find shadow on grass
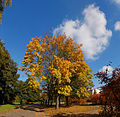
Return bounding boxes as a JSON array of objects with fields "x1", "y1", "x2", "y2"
[
  {"x1": 17, "y1": 104, "x2": 52, "y2": 112},
  {"x1": 13, "y1": 103, "x2": 101, "y2": 117},
  {"x1": 68, "y1": 102, "x2": 101, "y2": 107},
  {"x1": 52, "y1": 113, "x2": 100, "y2": 117}
]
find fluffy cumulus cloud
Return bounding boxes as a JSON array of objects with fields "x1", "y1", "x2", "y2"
[
  {"x1": 99, "y1": 65, "x2": 113, "y2": 75},
  {"x1": 114, "y1": 21, "x2": 120, "y2": 31},
  {"x1": 113, "y1": 0, "x2": 120, "y2": 5},
  {"x1": 53, "y1": 4, "x2": 112, "y2": 60}
]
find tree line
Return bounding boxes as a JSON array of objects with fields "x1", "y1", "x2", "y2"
[
  {"x1": 0, "y1": 34, "x2": 94, "y2": 109},
  {"x1": 1, "y1": 1, "x2": 119, "y2": 116},
  {"x1": 0, "y1": 40, "x2": 41, "y2": 105},
  {"x1": 0, "y1": 0, "x2": 93, "y2": 108}
]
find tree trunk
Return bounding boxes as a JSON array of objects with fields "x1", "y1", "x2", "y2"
[
  {"x1": 20, "y1": 98, "x2": 23, "y2": 105},
  {"x1": 56, "y1": 93, "x2": 59, "y2": 109},
  {"x1": 59, "y1": 95, "x2": 61, "y2": 107},
  {"x1": 50, "y1": 99, "x2": 53, "y2": 106},
  {"x1": 66, "y1": 96, "x2": 69, "y2": 107},
  {"x1": 0, "y1": 91, "x2": 3, "y2": 104},
  {"x1": 48, "y1": 98, "x2": 49, "y2": 106},
  {"x1": 45, "y1": 100, "x2": 47, "y2": 105}
]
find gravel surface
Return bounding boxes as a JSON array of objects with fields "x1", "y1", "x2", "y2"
[
  {"x1": 0, "y1": 109, "x2": 35, "y2": 117},
  {"x1": 0, "y1": 104, "x2": 100, "y2": 117}
]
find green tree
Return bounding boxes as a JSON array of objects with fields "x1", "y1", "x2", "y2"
[
  {"x1": 16, "y1": 80, "x2": 41, "y2": 105},
  {"x1": 0, "y1": 40, "x2": 19, "y2": 104},
  {"x1": 0, "y1": 0, "x2": 12, "y2": 23}
]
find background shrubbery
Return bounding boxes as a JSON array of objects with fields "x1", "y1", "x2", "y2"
[
  {"x1": 95, "y1": 68, "x2": 120, "y2": 117},
  {"x1": 68, "y1": 97, "x2": 87, "y2": 105}
]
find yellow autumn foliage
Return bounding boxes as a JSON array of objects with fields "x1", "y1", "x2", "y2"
[{"x1": 20, "y1": 34, "x2": 93, "y2": 98}]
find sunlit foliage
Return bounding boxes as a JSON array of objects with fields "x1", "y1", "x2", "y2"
[
  {"x1": 95, "y1": 67, "x2": 120, "y2": 116},
  {"x1": 20, "y1": 34, "x2": 93, "y2": 109}
]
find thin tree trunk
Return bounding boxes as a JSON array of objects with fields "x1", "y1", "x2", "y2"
[
  {"x1": 0, "y1": 91, "x2": 3, "y2": 104},
  {"x1": 56, "y1": 93, "x2": 59, "y2": 109},
  {"x1": 20, "y1": 98, "x2": 23, "y2": 105},
  {"x1": 66, "y1": 96, "x2": 69, "y2": 107},
  {"x1": 50, "y1": 99, "x2": 53, "y2": 106},
  {"x1": 59, "y1": 95, "x2": 61, "y2": 107},
  {"x1": 45, "y1": 100, "x2": 47, "y2": 105},
  {"x1": 48, "y1": 98, "x2": 49, "y2": 106}
]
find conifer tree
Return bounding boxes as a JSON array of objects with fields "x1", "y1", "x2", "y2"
[{"x1": 0, "y1": 40, "x2": 19, "y2": 104}]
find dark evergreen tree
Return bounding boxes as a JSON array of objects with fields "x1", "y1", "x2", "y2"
[
  {"x1": 0, "y1": 40, "x2": 19, "y2": 104},
  {"x1": 16, "y1": 80, "x2": 41, "y2": 105}
]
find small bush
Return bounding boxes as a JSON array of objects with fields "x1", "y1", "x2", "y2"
[
  {"x1": 95, "y1": 67, "x2": 120, "y2": 117},
  {"x1": 91, "y1": 94, "x2": 100, "y2": 105},
  {"x1": 68, "y1": 98, "x2": 87, "y2": 105}
]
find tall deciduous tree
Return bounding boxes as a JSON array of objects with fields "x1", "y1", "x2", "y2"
[
  {"x1": 20, "y1": 34, "x2": 93, "y2": 109},
  {"x1": 0, "y1": 40, "x2": 19, "y2": 104}
]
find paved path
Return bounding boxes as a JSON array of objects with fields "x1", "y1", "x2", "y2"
[
  {"x1": 0, "y1": 109, "x2": 46, "y2": 117},
  {"x1": 0, "y1": 104, "x2": 100, "y2": 117},
  {"x1": 0, "y1": 109, "x2": 100, "y2": 117},
  {"x1": 0, "y1": 104, "x2": 46, "y2": 117},
  {"x1": 0, "y1": 109, "x2": 35, "y2": 117}
]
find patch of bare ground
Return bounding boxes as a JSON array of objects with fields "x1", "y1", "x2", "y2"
[
  {"x1": 0, "y1": 104, "x2": 101, "y2": 117},
  {"x1": 43, "y1": 105, "x2": 101, "y2": 117}
]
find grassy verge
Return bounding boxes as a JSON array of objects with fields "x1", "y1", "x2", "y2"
[
  {"x1": 0, "y1": 104, "x2": 15, "y2": 113},
  {"x1": 0, "y1": 102, "x2": 34, "y2": 113},
  {"x1": 43, "y1": 105, "x2": 101, "y2": 116}
]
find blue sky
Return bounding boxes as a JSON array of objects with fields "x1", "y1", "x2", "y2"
[{"x1": 0, "y1": 0, "x2": 120, "y2": 88}]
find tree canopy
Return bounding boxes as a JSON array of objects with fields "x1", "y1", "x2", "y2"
[
  {"x1": 0, "y1": 40, "x2": 19, "y2": 104},
  {"x1": 20, "y1": 34, "x2": 93, "y2": 109},
  {"x1": 95, "y1": 67, "x2": 120, "y2": 116}
]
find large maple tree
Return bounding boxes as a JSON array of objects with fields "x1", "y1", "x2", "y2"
[{"x1": 20, "y1": 34, "x2": 93, "y2": 109}]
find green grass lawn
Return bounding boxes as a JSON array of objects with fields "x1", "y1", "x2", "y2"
[{"x1": 0, "y1": 104, "x2": 15, "y2": 112}]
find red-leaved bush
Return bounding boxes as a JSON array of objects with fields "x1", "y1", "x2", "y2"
[
  {"x1": 68, "y1": 97, "x2": 87, "y2": 105},
  {"x1": 91, "y1": 93, "x2": 106, "y2": 105},
  {"x1": 95, "y1": 67, "x2": 120, "y2": 117},
  {"x1": 91, "y1": 94, "x2": 101, "y2": 105}
]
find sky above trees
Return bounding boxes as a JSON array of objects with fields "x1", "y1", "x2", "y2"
[{"x1": 0, "y1": 0, "x2": 120, "y2": 88}]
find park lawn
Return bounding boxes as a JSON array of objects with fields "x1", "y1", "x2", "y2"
[
  {"x1": 0, "y1": 104, "x2": 15, "y2": 112},
  {"x1": 43, "y1": 105, "x2": 101, "y2": 116}
]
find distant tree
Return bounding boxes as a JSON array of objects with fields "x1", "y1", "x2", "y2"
[
  {"x1": 16, "y1": 80, "x2": 41, "y2": 105},
  {"x1": 25, "y1": 78, "x2": 41, "y2": 102},
  {"x1": 0, "y1": 0, "x2": 12, "y2": 23},
  {"x1": 16, "y1": 80, "x2": 27, "y2": 105},
  {"x1": 0, "y1": 40, "x2": 19, "y2": 104}
]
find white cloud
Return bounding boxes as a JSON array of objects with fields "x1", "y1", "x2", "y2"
[
  {"x1": 99, "y1": 66, "x2": 113, "y2": 75},
  {"x1": 114, "y1": 21, "x2": 120, "y2": 30},
  {"x1": 113, "y1": 0, "x2": 120, "y2": 5},
  {"x1": 53, "y1": 4, "x2": 112, "y2": 60}
]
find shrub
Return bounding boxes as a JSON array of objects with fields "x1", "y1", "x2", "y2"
[
  {"x1": 95, "y1": 67, "x2": 120, "y2": 117},
  {"x1": 91, "y1": 94, "x2": 101, "y2": 105},
  {"x1": 68, "y1": 97, "x2": 87, "y2": 105}
]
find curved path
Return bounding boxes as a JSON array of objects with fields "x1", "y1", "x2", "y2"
[
  {"x1": 0, "y1": 109, "x2": 35, "y2": 117},
  {"x1": 0, "y1": 104, "x2": 46, "y2": 117},
  {"x1": 0, "y1": 104, "x2": 100, "y2": 117}
]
